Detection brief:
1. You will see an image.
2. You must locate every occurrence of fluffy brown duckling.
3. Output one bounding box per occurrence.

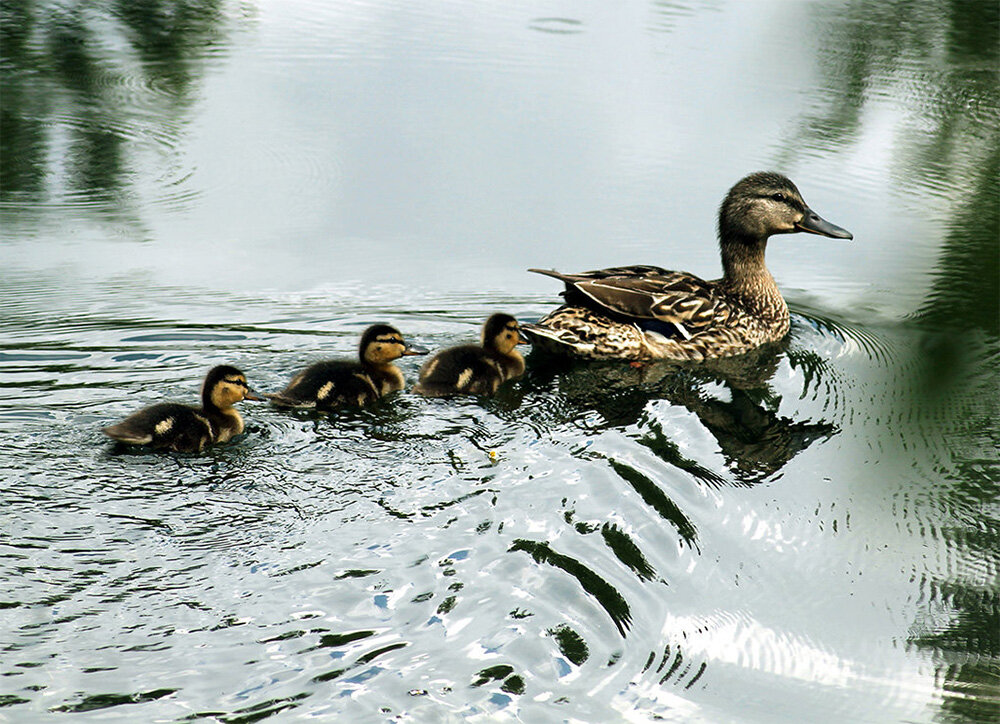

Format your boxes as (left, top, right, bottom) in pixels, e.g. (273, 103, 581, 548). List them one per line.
(103, 365, 262, 453)
(413, 313, 529, 397)
(268, 324, 427, 410)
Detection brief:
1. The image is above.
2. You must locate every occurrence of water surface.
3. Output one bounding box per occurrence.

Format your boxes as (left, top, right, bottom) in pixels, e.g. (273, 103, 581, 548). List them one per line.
(1, 0, 998, 721)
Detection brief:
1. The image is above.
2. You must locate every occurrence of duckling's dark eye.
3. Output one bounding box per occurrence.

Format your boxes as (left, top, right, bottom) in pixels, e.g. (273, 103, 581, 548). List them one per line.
(771, 193, 786, 202)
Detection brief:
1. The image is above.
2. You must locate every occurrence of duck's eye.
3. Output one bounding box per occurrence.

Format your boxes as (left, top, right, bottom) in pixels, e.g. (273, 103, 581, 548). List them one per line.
(771, 193, 786, 202)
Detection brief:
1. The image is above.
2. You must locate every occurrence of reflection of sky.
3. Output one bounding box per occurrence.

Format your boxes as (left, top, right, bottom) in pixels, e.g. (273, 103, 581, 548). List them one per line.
(610, 611, 935, 721)
(0, 0, 974, 319)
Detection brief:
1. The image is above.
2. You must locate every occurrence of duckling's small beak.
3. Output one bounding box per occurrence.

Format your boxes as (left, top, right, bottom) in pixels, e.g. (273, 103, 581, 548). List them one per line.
(243, 388, 266, 402)
(795, 207, 853, 240)
(402, 344, 429, 356)
(517, 333, 531, 345)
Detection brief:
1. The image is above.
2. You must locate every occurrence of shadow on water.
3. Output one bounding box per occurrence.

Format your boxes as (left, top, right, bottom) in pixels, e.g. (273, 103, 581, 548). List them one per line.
(518, 338, 838, 488)
(0, 0, 236, 216)
(461, 335, 841, 693)
(509, 539, 633, 637)
(791, 1, 1000, 719)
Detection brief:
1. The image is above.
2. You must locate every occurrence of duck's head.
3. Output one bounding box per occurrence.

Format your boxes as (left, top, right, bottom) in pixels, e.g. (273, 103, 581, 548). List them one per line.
(202, 365, 263, 410)
(360, 324, 428, 365)
(482, 313, 529, 355)
(719, 172, 853, 244)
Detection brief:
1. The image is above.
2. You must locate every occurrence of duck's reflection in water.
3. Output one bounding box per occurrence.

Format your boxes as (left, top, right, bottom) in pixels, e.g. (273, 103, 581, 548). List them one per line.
(516, 339, 837, 487)
(489, 341, 839, 694)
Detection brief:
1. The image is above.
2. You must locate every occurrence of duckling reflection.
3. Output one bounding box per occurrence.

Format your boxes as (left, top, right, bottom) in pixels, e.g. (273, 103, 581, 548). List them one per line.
(524, 341, 837, 485)
(103, 365, 263, 453)
(269, 324, 427, 410)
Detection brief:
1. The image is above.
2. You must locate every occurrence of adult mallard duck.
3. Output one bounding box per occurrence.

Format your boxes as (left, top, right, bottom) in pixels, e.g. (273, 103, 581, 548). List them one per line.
(523, 172, 853, 361)
(413, 313, 529, 396)
(103, 365, 263, 452)
(268, 324, 427, 409)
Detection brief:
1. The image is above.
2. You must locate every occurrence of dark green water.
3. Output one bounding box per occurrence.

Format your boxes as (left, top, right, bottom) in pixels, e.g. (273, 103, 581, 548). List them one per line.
(1, 0, 998, 721)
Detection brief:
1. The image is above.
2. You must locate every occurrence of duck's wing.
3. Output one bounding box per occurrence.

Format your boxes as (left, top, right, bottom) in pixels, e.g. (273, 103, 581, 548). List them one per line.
(269, 360, 382, 409)
(415, 346, 500, 394)
(264, 391, 317, 409)
(529, 266, 732, 337)
(103, 403, 211, 448)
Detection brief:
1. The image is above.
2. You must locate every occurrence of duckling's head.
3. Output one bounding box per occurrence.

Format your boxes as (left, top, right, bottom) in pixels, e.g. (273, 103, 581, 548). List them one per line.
(719, 172, 853, 244)
(202, 365, 262, 410)
(360, 324, 428, 366)
(482, 313, 529, 355)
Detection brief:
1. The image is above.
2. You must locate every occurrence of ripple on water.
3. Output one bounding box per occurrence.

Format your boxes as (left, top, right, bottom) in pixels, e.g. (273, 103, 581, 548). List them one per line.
(527, 17, 585, 35)
(0, 278, 994, 721)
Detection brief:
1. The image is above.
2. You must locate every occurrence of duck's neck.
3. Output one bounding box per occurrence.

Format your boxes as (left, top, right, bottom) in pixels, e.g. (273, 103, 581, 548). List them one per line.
(366, 362, 405, 394)
(487, 346, 525, 378)
(201, 398, 243, 441)
(719, 234, 785, 317)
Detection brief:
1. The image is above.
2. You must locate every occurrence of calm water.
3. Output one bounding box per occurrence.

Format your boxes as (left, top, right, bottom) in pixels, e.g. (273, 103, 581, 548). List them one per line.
(1, 0, 998, 721)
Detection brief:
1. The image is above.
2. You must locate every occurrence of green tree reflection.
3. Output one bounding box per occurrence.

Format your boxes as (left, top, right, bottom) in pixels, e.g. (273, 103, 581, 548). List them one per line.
(0, 0, 234, 209)
(795, 1, 999, 719)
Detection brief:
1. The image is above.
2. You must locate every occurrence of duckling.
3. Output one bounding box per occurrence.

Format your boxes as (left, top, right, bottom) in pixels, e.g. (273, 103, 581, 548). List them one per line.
(268, 324, 427, 409)
(523, 172, 853, 361)
(103, 365, 262, 453)
(413, 313, 529, 396)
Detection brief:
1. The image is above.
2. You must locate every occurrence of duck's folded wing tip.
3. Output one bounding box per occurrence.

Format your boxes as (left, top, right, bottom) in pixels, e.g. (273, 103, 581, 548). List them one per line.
(102, 424, 152, 445)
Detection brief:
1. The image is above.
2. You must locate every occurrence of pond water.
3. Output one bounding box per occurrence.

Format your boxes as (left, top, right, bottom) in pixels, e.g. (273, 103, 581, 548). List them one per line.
(1, 0, 998, 721)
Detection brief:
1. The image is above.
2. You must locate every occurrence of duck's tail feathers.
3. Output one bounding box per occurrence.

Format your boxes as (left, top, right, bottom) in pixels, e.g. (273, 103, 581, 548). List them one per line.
(264, 392, 316, 409)
(411, 382, 457, 398)
(527, 268, 572, 283)
(102, 424, 152, 445)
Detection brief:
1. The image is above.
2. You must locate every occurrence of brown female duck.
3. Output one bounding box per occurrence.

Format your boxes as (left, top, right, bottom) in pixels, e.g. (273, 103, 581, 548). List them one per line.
(523, 172, 852, 360)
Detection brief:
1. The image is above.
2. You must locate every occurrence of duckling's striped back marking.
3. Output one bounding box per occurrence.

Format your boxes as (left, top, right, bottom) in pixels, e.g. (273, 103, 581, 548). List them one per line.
(154, 417, 174, 436)
(456, 368, 473, 390)
(316, 382, 334, 401)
